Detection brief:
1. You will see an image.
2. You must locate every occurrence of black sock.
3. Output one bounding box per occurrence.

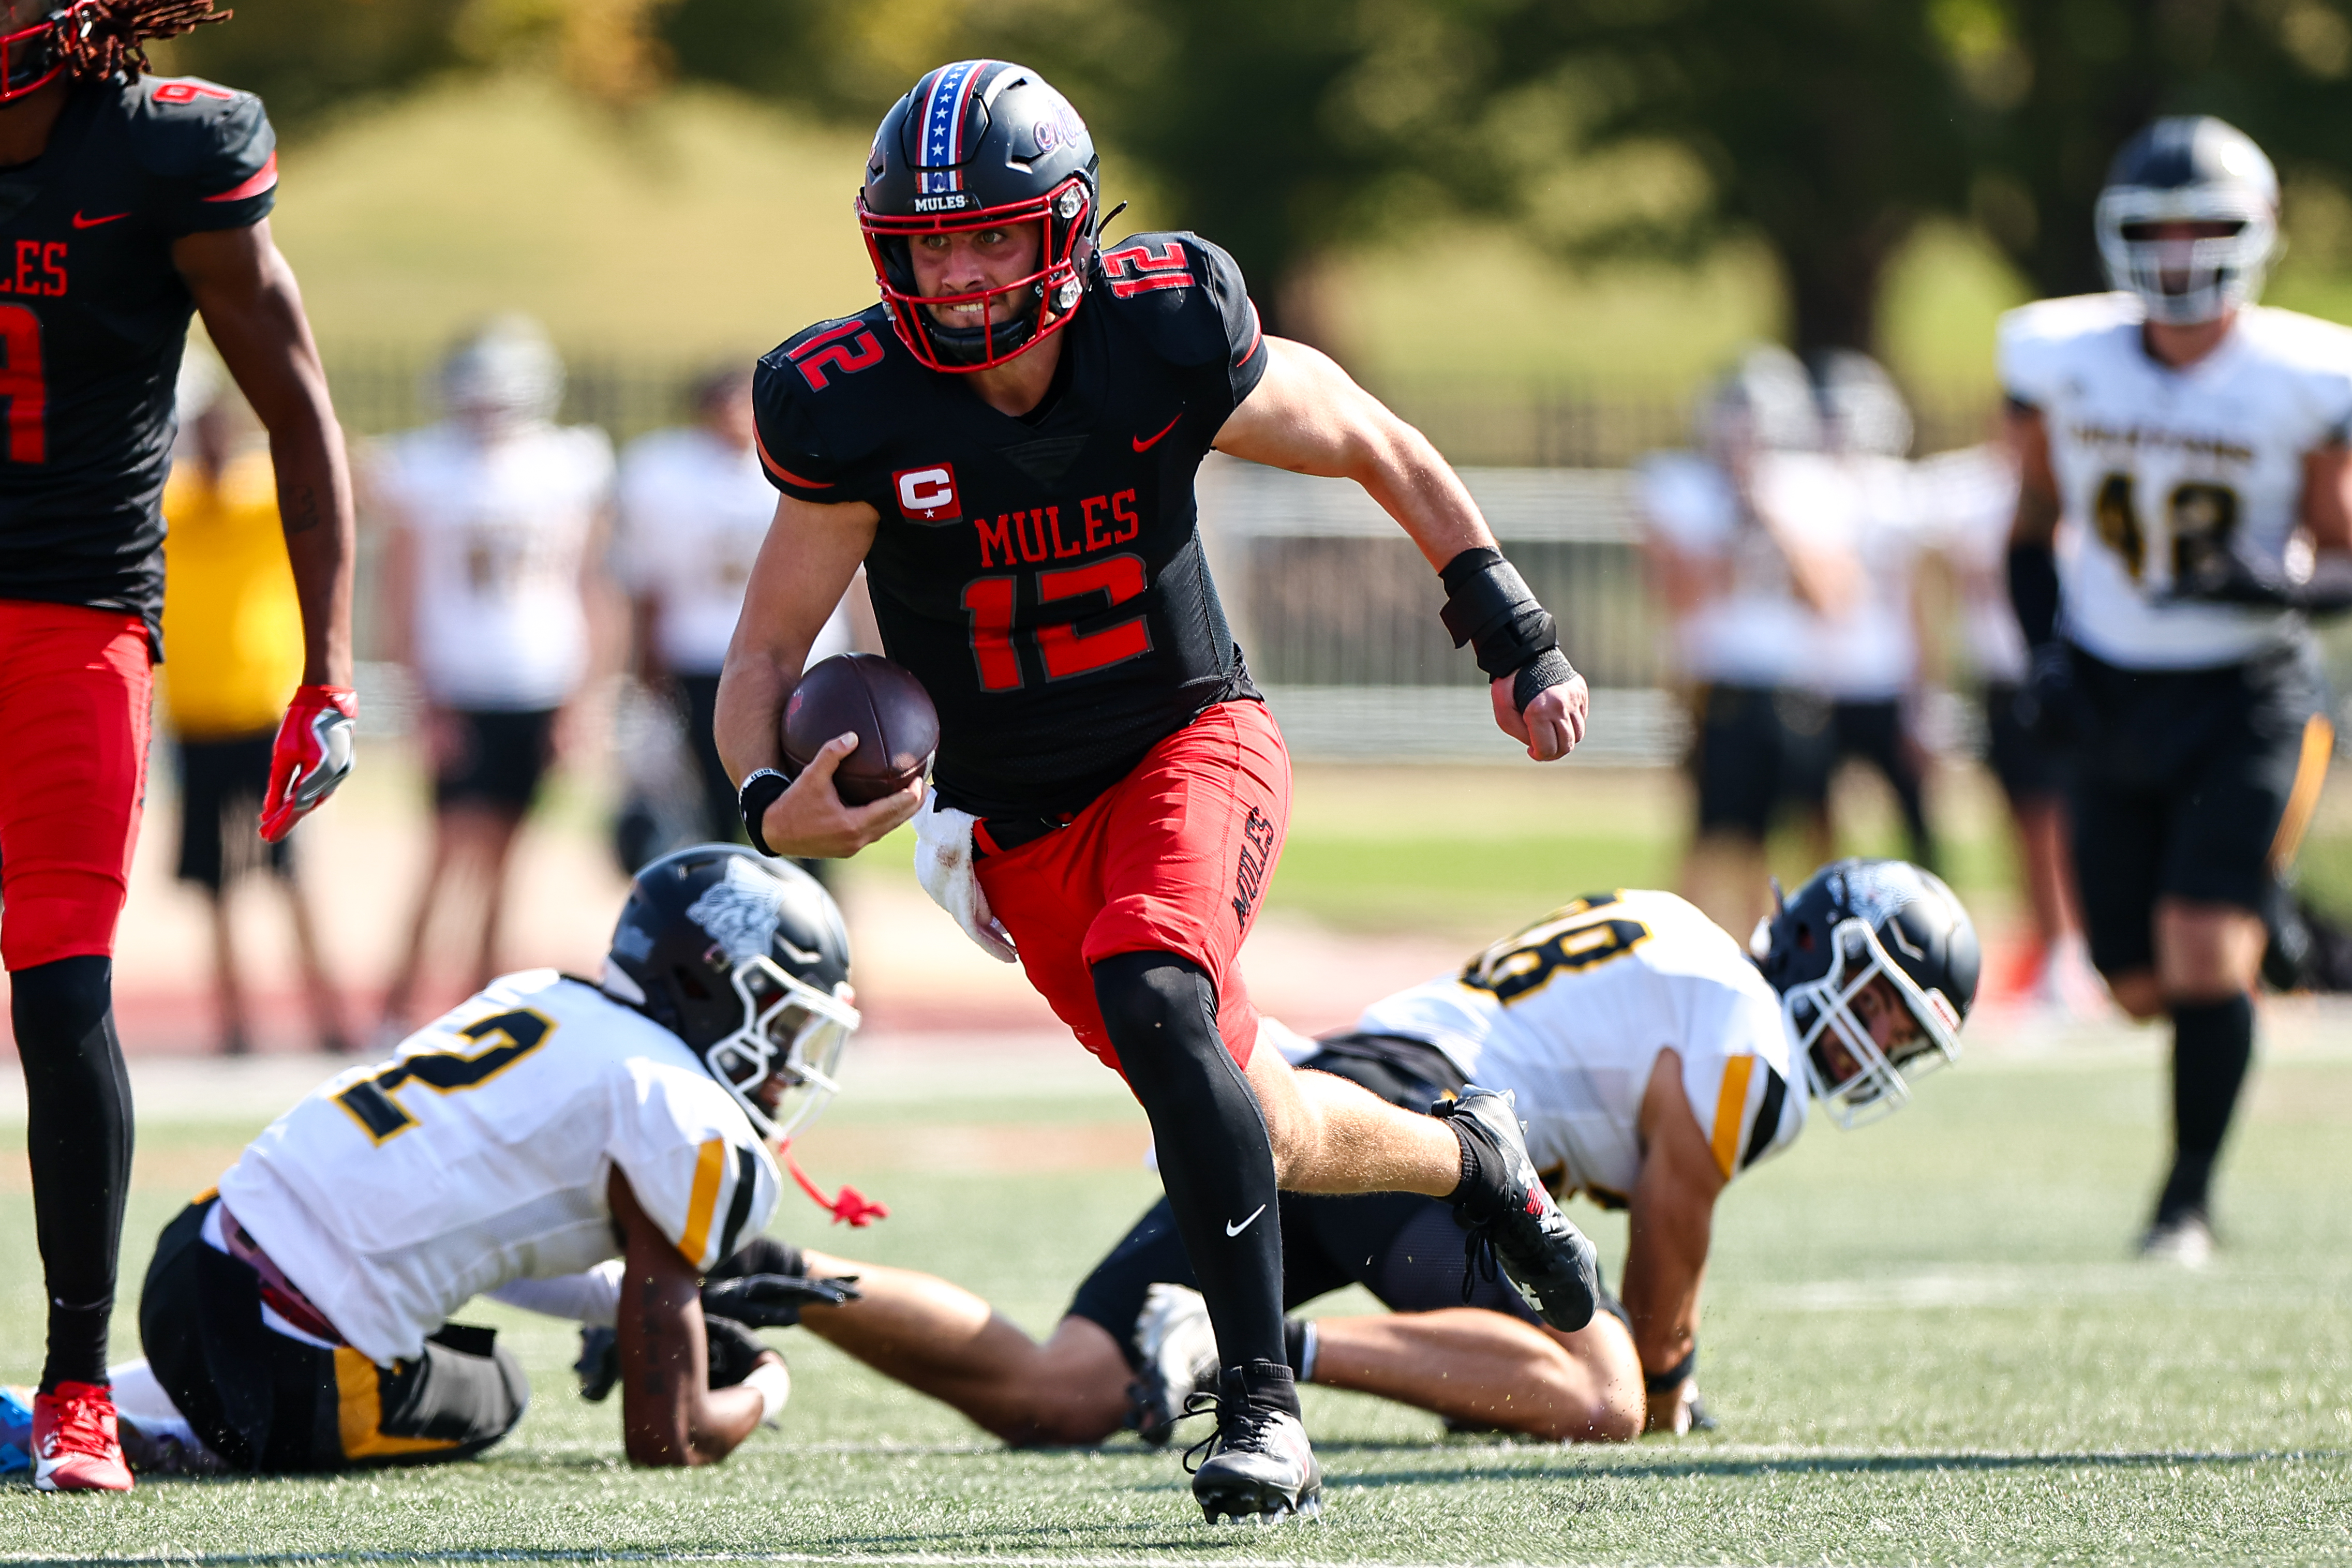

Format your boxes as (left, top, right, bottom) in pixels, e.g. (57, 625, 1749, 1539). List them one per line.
(2159, 993, 2254, 1223)
(1092, 952, 1289, 1381)
(1224, 1359, 1303, 1420)
(1283, 1318, 1316, 1382)
(1442, 1109, 1504, 1211)
(12, 955, 133, 1392)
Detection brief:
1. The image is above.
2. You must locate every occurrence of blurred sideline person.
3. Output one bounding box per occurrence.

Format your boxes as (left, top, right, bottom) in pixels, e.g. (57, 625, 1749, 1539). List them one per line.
(373, 317, 616, 1042)
(1641, 347, 1843, 935)
(611, 366, 866, 878)
(160, 350, 347, 1056)
(718, 61, 1598, 1520)
(90, 847, 858, 1474)
(0, 4, 359, 1491)
(757, 861, 1977, 1448)
(2003, 117, 2352, 1265)
(1915, 440, 2100, 1010)
(1799, 352, 1937, 873)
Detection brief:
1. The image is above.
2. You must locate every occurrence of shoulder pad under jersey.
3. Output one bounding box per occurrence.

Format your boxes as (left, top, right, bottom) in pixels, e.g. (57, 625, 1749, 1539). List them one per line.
(752, 306, 902, 503)
(1998, 293, 2138, 408)
(123, 76, 277, 232)
(1094, 230, 1268, 392)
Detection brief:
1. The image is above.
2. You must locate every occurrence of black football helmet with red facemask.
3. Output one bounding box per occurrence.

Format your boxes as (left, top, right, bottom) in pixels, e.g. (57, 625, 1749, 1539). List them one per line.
(0, 2, 86, 102)
(858, 59, 1100, 372)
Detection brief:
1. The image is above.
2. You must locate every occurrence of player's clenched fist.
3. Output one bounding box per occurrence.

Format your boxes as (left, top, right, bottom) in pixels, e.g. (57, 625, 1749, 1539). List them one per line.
(259, 684, 358, 842)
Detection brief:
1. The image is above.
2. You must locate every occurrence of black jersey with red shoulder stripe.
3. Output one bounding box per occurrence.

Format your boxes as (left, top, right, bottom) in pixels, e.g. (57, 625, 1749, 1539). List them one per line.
(753, 230, 1271, 819)
(0, 74, 278, 646)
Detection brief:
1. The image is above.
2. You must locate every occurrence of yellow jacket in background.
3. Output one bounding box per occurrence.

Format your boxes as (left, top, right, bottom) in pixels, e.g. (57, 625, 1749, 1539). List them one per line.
(160, 449, 303, 740)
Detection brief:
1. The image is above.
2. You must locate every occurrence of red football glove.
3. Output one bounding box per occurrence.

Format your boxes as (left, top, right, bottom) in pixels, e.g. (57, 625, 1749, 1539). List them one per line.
(259, 684, 358, 843)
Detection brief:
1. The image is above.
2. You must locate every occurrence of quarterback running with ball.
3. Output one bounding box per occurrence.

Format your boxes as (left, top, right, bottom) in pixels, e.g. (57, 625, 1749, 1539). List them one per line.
(2003, 117, 2352, 1264)
(718, 60, 1596, 1520)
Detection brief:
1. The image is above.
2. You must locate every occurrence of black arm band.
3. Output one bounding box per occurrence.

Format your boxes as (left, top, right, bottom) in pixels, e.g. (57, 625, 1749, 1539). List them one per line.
(1439, 546, 1564, 684)
(2007, 541, 2061, 649)
(738, 768, 792, 857)
(1645, 1346, 1696, 1394)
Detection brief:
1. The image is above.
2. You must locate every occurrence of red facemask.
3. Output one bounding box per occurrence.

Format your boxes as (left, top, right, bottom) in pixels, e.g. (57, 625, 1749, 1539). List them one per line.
(859, 174, 1094, 374)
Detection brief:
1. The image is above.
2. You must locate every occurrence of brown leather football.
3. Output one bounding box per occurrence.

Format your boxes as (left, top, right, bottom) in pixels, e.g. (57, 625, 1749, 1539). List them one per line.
(782, 653, 940, 805)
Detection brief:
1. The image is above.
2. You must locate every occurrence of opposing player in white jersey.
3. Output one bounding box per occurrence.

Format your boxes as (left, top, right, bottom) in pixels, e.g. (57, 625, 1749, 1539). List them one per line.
(613, 367, 859, 865)
(2001, 117, 2352, 1264)
(1640, 349, 1841, 935)
(114, 847, 861, 1472)
(759, 859, 1976, 1445)
(373, 316, 617, 1038)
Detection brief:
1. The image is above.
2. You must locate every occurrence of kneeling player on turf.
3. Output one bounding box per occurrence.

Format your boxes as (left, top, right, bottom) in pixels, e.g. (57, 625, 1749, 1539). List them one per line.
(758, 860, 1976, 1443)
(105, 846, 859, 1473)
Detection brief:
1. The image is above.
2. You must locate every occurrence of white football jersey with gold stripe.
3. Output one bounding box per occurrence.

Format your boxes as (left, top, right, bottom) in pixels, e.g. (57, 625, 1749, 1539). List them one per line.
(215, 970, 780, 1366)
(1350, 889, 1804, 1206)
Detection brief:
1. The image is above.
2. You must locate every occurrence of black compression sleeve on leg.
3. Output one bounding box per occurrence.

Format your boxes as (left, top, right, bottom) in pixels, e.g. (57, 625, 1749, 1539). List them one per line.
(12, 955, 133, 1392)
(1091, 951, 1292, 1405)
(2159, 993, 2255, 1222)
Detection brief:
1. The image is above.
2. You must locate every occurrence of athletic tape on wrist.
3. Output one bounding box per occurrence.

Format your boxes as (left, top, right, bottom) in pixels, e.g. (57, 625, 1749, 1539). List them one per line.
(1439, 547, 1568, 703)
(744, 1358, 791, 1425)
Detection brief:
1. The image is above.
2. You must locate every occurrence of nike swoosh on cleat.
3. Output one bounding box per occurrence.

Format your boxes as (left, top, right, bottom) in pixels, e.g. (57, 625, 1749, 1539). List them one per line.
(1225, 1204, 1267, 1237)
(1132, 413, 1182, 452)
(71, 210, 131, 228)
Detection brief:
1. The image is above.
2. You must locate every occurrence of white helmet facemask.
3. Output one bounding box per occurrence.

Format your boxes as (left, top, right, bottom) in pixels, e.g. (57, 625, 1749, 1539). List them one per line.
(1783, 917, 1966, 1130)
(701, 954, 861, 1144)
(2096, 183, 2278, 327)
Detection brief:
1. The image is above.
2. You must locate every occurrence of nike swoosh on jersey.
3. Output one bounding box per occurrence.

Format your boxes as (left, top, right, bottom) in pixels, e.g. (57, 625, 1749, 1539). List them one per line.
(1224, 1204, 1267, 1237)
(71, 210, 131, 228)
(1132, 414, 1182, 452)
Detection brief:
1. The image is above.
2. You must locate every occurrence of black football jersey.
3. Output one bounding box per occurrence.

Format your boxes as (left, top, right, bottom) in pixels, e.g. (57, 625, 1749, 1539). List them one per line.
(754, 231, 1272, 819)
(0, 74, 278, 647)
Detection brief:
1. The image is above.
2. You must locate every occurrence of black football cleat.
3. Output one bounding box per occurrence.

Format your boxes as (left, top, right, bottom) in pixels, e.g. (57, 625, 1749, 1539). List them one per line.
(1434, 1087, 1602, 1331)
(1185, 1365, 1321, 1524)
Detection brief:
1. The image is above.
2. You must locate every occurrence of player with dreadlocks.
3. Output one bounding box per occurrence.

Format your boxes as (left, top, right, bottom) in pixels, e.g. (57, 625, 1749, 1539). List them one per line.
(0, 0, 359, 1492)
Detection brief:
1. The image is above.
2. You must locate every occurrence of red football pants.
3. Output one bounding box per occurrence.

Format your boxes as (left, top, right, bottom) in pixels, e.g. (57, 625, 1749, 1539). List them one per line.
(0, 600, 153, 972)
(975, 698, 1290, 1075)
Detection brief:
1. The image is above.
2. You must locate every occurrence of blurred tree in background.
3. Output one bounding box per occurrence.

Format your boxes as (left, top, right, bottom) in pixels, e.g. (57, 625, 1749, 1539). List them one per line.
(161, 0, 2352, 355)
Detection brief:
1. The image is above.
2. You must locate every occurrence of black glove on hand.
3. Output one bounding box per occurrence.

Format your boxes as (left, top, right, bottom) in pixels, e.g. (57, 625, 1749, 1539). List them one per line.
(2013, 642, 2083, 748)
(700, 1272, 862, 1330)
(704, 1315, 770, 1390)
(2174, 542, 2352, 618)
(574, 1326, 619, 1402)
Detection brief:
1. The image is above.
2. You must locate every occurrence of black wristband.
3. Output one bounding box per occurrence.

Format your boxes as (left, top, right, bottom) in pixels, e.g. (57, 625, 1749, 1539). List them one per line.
(1438, 546, 1562, 686)
(1645, 1346, 1696, 1394)
(738, 768, 792, 857)
(2007, 541, 2061, 648)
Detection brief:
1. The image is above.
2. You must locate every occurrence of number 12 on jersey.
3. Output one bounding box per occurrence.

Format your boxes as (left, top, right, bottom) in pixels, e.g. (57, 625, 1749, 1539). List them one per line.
(962, 554, 1153, 690)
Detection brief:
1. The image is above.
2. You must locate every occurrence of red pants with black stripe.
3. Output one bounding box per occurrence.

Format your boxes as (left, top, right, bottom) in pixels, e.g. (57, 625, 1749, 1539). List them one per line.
(975, 698, 1289, 1074)
(0, 600, 153, 973)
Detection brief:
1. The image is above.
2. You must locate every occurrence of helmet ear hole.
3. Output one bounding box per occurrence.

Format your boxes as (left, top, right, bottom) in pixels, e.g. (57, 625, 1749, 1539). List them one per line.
(672, 967, 710, 1003)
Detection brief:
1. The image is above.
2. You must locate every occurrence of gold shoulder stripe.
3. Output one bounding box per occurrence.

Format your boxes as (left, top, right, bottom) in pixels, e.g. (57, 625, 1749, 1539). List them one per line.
(677, 1137, 728, 1270)
(1709, 1055, 1755, 1180)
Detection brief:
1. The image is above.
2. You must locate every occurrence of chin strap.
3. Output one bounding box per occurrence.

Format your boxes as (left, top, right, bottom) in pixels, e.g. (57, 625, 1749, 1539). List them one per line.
(781, 1142, 889, 1228)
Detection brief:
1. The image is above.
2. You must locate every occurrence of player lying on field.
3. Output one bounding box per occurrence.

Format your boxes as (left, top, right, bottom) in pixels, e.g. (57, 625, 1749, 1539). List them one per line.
(756, 860, 1977, 1444)
(93, 846, 862, 1474)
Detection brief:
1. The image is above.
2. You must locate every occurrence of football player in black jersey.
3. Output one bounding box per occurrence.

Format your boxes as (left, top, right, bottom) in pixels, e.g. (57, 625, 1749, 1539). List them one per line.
(718, 61, 1594, 1521)
(0, 1, 357, 1491)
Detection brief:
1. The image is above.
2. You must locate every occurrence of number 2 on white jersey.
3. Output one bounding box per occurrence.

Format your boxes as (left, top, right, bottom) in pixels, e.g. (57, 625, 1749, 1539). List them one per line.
(334, 1008, 556, 1144)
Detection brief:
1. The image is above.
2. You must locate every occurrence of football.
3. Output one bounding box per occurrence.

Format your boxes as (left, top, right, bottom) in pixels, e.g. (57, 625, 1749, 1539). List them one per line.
(782, 653, 941, 805)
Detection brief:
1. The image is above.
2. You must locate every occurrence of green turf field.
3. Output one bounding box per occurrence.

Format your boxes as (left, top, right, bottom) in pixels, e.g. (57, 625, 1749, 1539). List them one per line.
(5, 1024, 2350, 1564)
